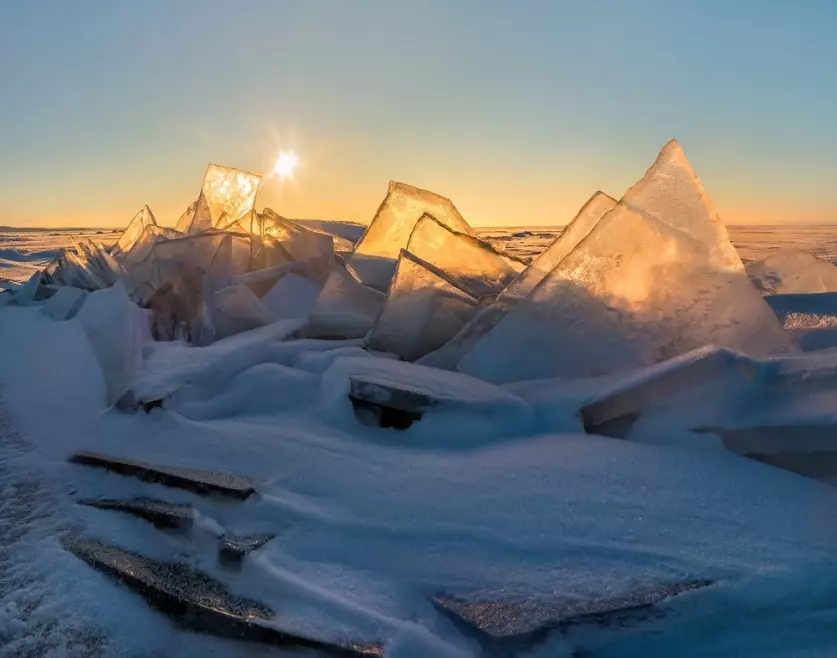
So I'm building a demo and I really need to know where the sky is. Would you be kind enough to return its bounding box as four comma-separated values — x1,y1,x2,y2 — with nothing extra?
1,0,837,228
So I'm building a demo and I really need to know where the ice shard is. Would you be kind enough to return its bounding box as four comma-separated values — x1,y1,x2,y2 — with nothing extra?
258,209,335,263
114,206,158,256
746,249,837,295
80,281,151,407
349,181,477,289
173,193,213,235
261,273,323,320
200,164,261,230
621,140,743,272
366,250,478,361
210,284,276,340
305,265,386,339
459,203,793,383
42,286,88,321
503,192,617,301
406,213,526,297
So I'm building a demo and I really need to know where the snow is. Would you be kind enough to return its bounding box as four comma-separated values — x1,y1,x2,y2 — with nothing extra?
42,285,88,321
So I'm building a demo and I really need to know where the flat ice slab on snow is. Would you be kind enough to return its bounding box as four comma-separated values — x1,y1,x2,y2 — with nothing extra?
459,204,792,383
747,248,837,294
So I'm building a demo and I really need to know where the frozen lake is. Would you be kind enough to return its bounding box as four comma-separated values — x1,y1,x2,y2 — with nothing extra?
3,224,837,286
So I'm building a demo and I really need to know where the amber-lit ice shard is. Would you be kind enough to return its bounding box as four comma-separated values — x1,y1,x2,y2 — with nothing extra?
200,164,261,230
366,250,478,361
113,206,158,256
349,182,477,289
406,213,526,297
259,209,334,262
305,265,386,339
746,249,837,295
622,139,743,272
503,192,617,301
459,203,793,383
174,194,213,235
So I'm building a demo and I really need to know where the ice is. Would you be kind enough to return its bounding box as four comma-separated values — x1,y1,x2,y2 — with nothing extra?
261,273,323,320
210,284,276,340
200,164,261,230
764,292,837,352
366,250,478,361
349,181,477,289
622,140,744,273
579,347,747,438
459,203,793,383
42,286,88,321
406,213,526,297
79,281,151,407
305,265,386,339
259,209,335,262
419,192,617,370
12,270,43,305
503,191,617,302
113,206,158,256
746,248,837,294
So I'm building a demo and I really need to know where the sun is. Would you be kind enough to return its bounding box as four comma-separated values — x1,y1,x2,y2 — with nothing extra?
273,151,299,180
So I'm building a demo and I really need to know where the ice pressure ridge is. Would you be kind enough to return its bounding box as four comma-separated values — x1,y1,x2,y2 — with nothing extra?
14,140,835,398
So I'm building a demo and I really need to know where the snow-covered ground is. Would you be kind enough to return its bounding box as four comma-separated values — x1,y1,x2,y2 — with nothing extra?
3,225,837,656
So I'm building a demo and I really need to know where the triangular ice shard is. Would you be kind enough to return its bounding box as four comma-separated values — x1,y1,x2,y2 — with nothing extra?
366,250,478,361
350,181,477,289
80,281,151,406
503,192,617,301
621,140,743,272
200,164,261,230
459,203,793,383
114,206,157,256
746,249,837,295
305,266,386,339
175,200,198,233
406,214,526,297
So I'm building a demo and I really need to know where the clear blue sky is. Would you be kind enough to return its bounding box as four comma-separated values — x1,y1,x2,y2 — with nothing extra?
1,0,836,227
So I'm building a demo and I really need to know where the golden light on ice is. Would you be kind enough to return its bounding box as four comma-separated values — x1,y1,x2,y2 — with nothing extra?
273,151,299,179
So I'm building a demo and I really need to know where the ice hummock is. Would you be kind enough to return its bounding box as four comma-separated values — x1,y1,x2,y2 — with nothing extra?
746,248,837,294
622,139,744,273
459,203,793,383
406,213,526,297
366,250,478,361
349,181,477,290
